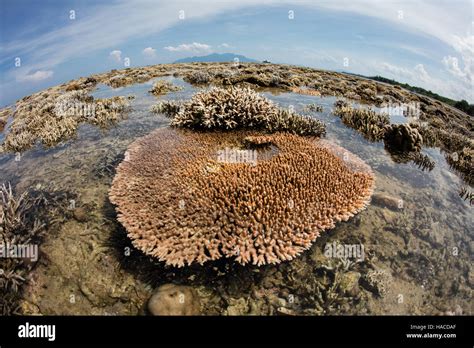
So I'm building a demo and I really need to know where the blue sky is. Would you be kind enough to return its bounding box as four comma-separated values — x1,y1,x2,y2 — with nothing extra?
0,0,473,106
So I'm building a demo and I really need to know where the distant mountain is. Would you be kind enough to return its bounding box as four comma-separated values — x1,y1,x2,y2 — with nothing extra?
173,53,258,63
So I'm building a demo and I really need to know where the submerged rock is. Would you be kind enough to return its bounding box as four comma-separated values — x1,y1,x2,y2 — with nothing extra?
147,284,200,315
339,271,361,297
225,297,249,316
372,193,403,211
362,269,392,297
73,207,89,222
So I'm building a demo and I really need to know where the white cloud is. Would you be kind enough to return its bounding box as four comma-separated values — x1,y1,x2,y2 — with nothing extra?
17,70,54,82
377,61,473,101
379,62,413,79
442,35,473,85
142,47,157,58
164,42,211,53
379,62,430,84
1,0,473,102
442,56,464,77
109,50,122,63
414,64,429,82
2,0,471,73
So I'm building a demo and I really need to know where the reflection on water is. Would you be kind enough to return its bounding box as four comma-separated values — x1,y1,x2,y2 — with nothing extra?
0,78,472,315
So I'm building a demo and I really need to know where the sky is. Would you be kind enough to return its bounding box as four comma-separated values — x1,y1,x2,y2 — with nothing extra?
0,0,473,106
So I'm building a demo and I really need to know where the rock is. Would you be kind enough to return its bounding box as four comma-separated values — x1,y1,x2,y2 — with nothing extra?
19,300,41,315
279,288,290,299
225,297,249,316
73,207,89,222
454,304,463,315
310,246,327,264
426,222,445,247
276,297,287,307
339,271,361,297
372,193,402,211
147,284,200,315
468,268,474,287
248,299,267,315
361,269,392,297
277,307,295,315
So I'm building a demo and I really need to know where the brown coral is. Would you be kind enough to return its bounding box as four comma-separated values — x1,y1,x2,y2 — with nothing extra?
333,104,389,141
149,80,182,96
1,91,129,153
0,183,72,314
0,107,11,132
383,124,423,152
291,87,321,97
109,128,374,267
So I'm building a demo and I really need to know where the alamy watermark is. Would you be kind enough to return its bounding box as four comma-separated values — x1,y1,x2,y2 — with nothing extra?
380,102,421,119
217,147,257,166
0,243,38,262
54,99,95,118
324,241,365,261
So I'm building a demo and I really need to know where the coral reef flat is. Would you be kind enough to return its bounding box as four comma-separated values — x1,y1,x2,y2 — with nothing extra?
0,63,472,316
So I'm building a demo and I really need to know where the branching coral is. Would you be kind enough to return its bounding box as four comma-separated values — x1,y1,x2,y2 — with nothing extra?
1,91,129,153
109,128,374,267
333,104,389,141
151,101,182,116
458,186,474,205
0,107,12,132
409,152,435,172
304,103,324,113
446,147,474,185
107,74,132,88
291,87,321,97
149,80,182,96
184,71,212,85
155,86,326,136
0,184,43,314
0,183,74,314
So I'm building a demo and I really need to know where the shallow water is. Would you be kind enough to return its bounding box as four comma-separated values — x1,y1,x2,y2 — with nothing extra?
1,78,472,315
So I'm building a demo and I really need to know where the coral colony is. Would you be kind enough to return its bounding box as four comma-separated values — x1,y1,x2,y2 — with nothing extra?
109,87,373,267
216,147,258,166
